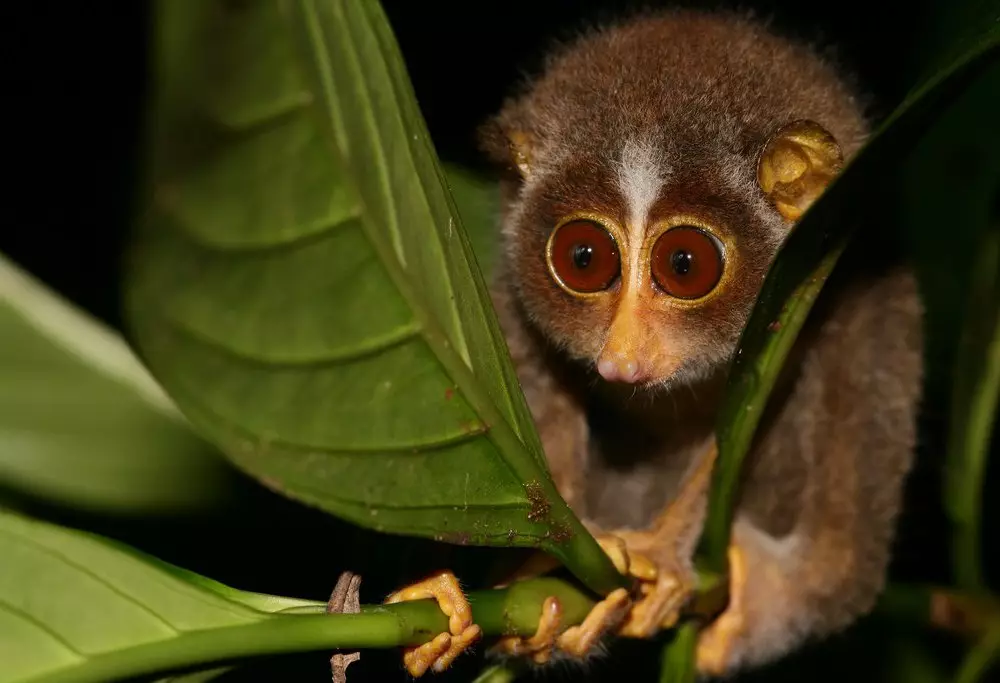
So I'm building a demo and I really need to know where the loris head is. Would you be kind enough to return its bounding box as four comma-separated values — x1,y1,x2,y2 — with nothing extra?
481,11,867,391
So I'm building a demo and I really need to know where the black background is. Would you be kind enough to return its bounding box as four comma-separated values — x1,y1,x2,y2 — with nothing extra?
3,1,994,682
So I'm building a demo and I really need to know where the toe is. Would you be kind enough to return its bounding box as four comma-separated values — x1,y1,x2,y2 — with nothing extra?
433,624,482,672
557,588,631,656
596,535,631,576
619,570,690,638
403,632,451,677
491,595,563,664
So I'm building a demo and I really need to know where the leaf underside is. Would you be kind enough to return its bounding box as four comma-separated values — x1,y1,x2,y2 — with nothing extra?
0,510,273,683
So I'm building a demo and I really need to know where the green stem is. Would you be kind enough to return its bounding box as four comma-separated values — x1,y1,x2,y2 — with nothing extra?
659,622,698,683
23,579,592,683
26,574,729,683
30,611,421,683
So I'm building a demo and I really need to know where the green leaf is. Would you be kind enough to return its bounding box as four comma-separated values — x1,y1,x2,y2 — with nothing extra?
908,60,1000,592
444,164,501,283
0,254,237,515
700,6,1000,571
156,668,232,683
126,0,622,593
0,508,607,683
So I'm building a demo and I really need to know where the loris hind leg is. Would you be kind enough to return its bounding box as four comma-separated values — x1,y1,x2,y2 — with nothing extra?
697,267,923,676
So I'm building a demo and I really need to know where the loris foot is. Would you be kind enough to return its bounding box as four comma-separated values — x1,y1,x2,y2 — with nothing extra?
492,589,632,662
493,595,563,663
495,532,691,664
557,587,632,655
697,545,747,675
384,570,482,676
596,533,696,638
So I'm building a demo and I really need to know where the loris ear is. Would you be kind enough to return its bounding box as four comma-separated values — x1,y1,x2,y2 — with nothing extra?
757,120,844,222
478,115,535,180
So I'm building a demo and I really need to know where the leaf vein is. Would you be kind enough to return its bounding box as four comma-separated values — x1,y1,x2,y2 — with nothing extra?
164,313,422,367
0,596,86,658
0,526,181,635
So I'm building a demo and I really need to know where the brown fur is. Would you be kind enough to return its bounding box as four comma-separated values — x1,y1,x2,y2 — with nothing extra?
482,9,923,676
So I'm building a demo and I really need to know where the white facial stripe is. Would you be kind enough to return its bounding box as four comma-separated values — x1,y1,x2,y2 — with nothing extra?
615,136,667,281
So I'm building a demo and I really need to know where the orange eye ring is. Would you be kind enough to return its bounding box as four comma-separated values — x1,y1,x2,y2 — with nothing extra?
651,226,724,299
547,220,621,293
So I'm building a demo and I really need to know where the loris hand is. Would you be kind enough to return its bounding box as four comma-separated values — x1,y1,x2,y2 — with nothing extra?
492,531,695,663
597,532,697,637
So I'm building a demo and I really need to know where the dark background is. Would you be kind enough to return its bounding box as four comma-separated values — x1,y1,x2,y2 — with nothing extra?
3,1,994,681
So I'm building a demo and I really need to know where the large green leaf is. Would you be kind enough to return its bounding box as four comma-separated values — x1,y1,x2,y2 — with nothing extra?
126,0,621,593
699,7,1000,570
0,254,237,515
0,508,599,683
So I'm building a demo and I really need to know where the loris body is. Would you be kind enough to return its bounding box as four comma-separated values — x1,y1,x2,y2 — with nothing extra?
482,10,923,675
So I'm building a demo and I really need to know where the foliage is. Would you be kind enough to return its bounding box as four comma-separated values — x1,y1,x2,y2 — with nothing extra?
0,255,237,515
126,0,621,595
1,0,998,682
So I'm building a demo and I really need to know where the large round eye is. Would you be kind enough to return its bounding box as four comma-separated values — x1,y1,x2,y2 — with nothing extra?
548,220,621,293
651,227,724,299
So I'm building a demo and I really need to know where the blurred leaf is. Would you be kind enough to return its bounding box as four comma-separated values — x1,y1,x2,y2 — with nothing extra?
881,632,953,683
700,5,1000,570
955,623,1000,683
905,60,1000,592
126,0,622,593
0,254,237,515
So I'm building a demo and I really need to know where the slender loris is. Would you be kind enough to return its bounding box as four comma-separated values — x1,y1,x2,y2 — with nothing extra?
385,8,923,678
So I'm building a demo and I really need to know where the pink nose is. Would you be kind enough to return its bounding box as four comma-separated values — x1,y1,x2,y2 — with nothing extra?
597,356,643,383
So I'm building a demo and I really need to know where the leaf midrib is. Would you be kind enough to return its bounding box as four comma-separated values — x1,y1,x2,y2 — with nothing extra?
294,1,548,496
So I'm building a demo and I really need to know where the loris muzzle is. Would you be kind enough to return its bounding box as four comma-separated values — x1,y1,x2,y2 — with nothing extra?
479,9,922,676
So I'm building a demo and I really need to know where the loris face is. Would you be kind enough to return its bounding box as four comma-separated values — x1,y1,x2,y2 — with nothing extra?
482,12,863,392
